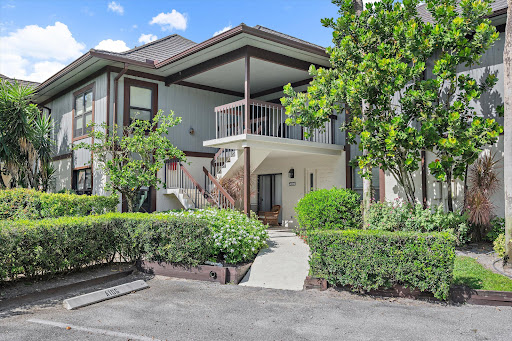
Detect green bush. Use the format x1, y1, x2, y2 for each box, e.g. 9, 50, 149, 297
366, 200, 470, 245
0, 213, 211, 282
493, 233, 506, 258
295, 187, 361, 232
0, 188, 118, 220
308, 229, 456, 300
165, 208, 268, 264
486, 217, 505, 242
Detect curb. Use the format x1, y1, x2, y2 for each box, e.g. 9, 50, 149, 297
0, 267, 134, 310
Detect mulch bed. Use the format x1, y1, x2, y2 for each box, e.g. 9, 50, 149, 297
136, 260, 252, 285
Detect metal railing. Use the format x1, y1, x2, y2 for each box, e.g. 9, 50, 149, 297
203, 167, 235, 209
164, 160, 213, 209
214, 99, 336, 144
210, 148, 236, 177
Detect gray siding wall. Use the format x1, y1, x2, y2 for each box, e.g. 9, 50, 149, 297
115, 73, 242, 154
46, 73, 108, 157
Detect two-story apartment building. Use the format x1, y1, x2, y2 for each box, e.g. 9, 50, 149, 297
31, 2, 508, 226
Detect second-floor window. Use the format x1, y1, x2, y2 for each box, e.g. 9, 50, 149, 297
123, 78, 157, 127
74, 89, 93, 138
129, 86, 152, 124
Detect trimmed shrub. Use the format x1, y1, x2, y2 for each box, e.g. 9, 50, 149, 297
308, 229, 456, 300
0, 188, 118, 220
0, 213, 211, 282
493, 233, 506, 258
165, 208, 268, 264
366, 200, 470, 245
295, 187, 361, 232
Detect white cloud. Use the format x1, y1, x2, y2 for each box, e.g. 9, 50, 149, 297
138, 33, 157, 44
27, 61, 67, 82
94, 39, 130, 52
213, 25, 232, 37
150, 10, 187, 31
132, 24, 138, 29
107, 1, 124, 15
0, 22, 84, 61
0, 22, 85, 82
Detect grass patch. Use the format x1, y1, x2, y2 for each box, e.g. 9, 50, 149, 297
453, 256, 512, 291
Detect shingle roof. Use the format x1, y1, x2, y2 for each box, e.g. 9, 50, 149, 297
252, 25, 325, 50
0, 74, 40, 88
91, 34, 197, 64
417, 0, 508, 24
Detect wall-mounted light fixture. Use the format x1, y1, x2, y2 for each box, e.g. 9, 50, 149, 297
189, 127, 195, 135
288, 168, 294, 179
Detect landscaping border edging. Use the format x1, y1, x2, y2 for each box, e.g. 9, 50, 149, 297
136, 260, 252, 285
304, 277, 512, 306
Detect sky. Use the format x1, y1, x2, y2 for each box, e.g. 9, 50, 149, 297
0, 0, 352, 83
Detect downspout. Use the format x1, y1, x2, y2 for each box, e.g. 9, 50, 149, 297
113, 63, 128, 133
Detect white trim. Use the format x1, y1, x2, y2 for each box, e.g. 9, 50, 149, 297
203, 134, 343, 156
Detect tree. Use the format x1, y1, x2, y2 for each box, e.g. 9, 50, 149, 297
282, 0, 501, 211
75, 111, 185, 212
0, 80, 54, 190
419, 0, 502, 211
504, 0, 512, 264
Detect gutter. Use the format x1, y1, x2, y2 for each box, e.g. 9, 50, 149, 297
113, 64, 128, 131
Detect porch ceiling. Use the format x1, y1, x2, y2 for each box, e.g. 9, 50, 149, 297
203, 134, 344, 156
184, 57, 310, 96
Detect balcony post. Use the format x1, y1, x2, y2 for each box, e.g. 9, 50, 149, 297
244, 146, 251, 216
244, 52, 251, 134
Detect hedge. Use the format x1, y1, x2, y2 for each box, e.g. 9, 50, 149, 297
0, 188, 119, 220
308, 229, 456, 300
295, 187, 361, 232
0, 213, 212, 282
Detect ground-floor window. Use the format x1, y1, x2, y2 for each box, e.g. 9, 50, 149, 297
72, 168, 92, 195
352, 167, 380, 202
257, 174, 282, 223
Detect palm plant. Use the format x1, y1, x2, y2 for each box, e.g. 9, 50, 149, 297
0, 80, 54, 190
466, 152, 501, 240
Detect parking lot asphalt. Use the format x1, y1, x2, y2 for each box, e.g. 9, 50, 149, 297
1, 275, 511, 341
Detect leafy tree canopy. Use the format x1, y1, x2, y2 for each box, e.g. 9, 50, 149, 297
282, 0, 502, 208
74, 111, 185, 212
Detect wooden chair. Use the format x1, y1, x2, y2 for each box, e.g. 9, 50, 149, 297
259, 205, 281, 226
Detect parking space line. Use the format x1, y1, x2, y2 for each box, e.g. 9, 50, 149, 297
28, 318, 163, 341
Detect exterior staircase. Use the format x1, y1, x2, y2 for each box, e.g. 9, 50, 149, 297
164, 159, 235, 209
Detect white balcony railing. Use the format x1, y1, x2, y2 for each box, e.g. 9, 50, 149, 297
214, 99, 336, 144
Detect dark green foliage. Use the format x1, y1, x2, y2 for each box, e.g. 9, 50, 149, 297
0, 188, 119, 220
366, 200, 470, 245
295, 187, 361, 232
0, 213, 212, 282
308, 229, 456, 300
485, 217, 505, 242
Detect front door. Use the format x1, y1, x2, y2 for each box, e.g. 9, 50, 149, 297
258, 174, 282, 223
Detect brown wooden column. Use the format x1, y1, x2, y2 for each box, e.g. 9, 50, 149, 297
244, 146, 251, 216
244, 52, 251, 134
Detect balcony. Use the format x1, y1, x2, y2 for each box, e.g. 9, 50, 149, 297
214, 99, 336, 144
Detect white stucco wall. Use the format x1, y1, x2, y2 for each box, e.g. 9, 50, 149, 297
251, 151, 346, 228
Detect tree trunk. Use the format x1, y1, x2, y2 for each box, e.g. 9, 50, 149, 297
354, 0, 364, 14
126, 195, 135, 213
446, 171, 454, 212
356, 0, 370, 226
504, 0, 512, 265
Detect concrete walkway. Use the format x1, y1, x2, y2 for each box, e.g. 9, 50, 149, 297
239, 229, 310, 291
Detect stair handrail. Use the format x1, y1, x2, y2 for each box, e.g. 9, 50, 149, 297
202, 166, 235, 208
165, 160, 215, 207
